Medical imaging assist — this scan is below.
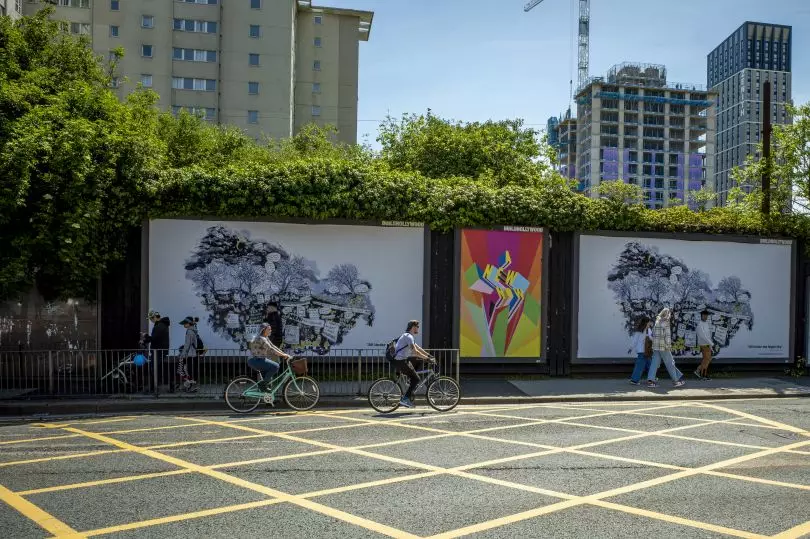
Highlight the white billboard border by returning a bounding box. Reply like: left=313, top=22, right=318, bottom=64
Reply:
left=141, top=216, right=432, bottom=350
left=570, top=230, right=797, bottom=365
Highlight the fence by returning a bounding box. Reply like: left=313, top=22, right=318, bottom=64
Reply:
left=0, top=348, right=459, bottom=400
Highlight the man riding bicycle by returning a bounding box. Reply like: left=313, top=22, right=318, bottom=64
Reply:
left=392, top=320, right=433, bottom=408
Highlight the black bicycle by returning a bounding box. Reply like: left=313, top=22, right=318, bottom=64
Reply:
left=367, top=359, right=460, bottom=413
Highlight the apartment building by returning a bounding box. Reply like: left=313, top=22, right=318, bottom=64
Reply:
left=1, top=0, right=22, bottom=18
left=22, top=0, right=373, bottom=143
left=548, top=112, right=578, bottom=187
left=575, top=63, right=717, bottom=209
left=708, top=22, right=792, bottom=206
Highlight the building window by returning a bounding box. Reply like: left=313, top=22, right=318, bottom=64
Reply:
left=312, top=82, right=321, bottom=93
left=249, top=25, right=260, bottom=38
left=248, top=81, right=259, bottom=94
left=141, top=44, right=153, bottom=58
left=110, top=0, right=119, bottom=10
left=142, top=15, right=154, bottom=28
left=311, top=105, right=321, bottom=116
left=173, top=19, right=217, bottom=33
left=314, top=15, right=322, bottom=24
left=181, top=0, right=218, bottom=4
left=248, top=110, right=259, bottom=124
left=140, top=74, right=153, bottom=88
left=58, top=0, right=90, bottom=6
left=173, top=48, right=217, bottom=62
left=69, top=22, right=90, bottom=35
left=249, top=53, right=259, bottom=66
left=173, top=106, right=216, bottom=121
left=313, top=60, right=321, bottom=71
left=250, top=0, right=261, bottom=8
left=110, top=25, right=119, bottom=37
left=172, top=77, right=216, bottom=92
left=314, top=37, right=322, bottom=47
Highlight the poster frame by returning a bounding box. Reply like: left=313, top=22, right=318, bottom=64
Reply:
left=142, top=216, right=431, bottom=351
left=571, top=230, right=797, bottom=364
left=453, top=226, right=549, bottom=364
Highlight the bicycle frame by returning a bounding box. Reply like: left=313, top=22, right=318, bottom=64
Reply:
left=241, top=363, right=302, bottom=400
left=395, top=362, right=440, bottom=394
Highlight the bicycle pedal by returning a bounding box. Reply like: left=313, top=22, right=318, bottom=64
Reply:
left=263, top=394, right=275, bottom=405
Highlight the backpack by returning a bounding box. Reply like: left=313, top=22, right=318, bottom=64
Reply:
left=385, top=333, right=408, bottom=362
left=195, top=332, right=207, bottom=356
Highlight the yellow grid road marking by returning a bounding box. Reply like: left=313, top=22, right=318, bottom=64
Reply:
left=697, top=403, right=810, bottom=436
left=771, top=520, right=810, bottom=539
left=16, top=470, right=194, bottom=496
left=79, top=499, right=283, bottom=537
left=0, top=434, right=81, bottom=446
left=0, top=483, right=83, bottom=538
left=59, top=426, right=419, bottom=539
left=0, top=449, right=126, bottom=468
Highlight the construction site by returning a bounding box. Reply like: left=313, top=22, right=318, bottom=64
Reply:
left=531, top=0, right=717, bottom=208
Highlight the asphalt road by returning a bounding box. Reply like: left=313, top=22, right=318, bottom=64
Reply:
left=1, top=398, right=809, bottom=538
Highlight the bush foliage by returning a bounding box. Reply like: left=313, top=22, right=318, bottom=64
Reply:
left=1, top=10, right=809, bottom=301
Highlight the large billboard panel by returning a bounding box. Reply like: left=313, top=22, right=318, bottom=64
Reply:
left=576, top=233, right=793, bottom=362
left=458, top=228, right=544, bottom=359
left=148, top=219, right=425, bottom=354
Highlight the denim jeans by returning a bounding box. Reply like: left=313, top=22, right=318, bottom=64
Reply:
left=630, top=353, right=651, bottom=383
left=648, top=350, right=683, bottom=383
left=247, top=357, right=280, bottom=382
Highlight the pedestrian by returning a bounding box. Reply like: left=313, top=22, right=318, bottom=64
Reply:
left=142, top=310, right=170, bottom=391
left=648, top=308, right=685, bottom=388
left=628, top=317, right=653, bottom=385
left=248, top=323, right=292, bottom=392
left=695, top=309, right=713, bottom=380
left=264, top=302, right=284, bottom=348
left=391, top=320, right=433, bottom=408
left=177, top=316, right=200, bottom=392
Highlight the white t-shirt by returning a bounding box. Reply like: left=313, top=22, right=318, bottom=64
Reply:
left=394, top=332, right=415, bottom=360
left=630, top=329, right=651, bottom=354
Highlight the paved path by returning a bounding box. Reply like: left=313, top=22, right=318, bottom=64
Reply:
left=1, top=398, right=810, bottom=538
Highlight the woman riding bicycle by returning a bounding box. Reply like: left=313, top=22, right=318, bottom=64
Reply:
left=248, top=323, right=292, bottom=392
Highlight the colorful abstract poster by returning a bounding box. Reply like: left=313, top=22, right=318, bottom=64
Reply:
left=459, top=229, right=543, bottom=358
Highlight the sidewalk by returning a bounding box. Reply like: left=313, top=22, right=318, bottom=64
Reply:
left=1, top=376, right=808, bottom=417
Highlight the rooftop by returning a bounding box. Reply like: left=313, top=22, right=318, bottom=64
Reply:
left=576, top=62, right=711, bottom=98
left=297, top=1, right=374, bottom=41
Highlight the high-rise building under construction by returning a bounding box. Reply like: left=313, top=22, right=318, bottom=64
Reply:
left=575, top=63, right=717, bottom=209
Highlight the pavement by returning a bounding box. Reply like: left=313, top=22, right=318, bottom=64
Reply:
left=1, top=399, right=810, bottom=538
left=1, top=376, right=809, bottom=417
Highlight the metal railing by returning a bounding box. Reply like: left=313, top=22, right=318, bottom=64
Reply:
left=0, top=348, right=459, bottom=400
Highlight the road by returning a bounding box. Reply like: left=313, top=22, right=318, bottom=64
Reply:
left=1, top=398, right=809, bottom=538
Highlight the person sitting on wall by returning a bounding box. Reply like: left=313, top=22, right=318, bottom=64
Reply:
left=248, top=323, right=292, bottom=392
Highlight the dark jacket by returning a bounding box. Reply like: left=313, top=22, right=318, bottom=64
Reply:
left=145, top=317, right=170, bottom=351
left=264, top=311, right=283, bottom=347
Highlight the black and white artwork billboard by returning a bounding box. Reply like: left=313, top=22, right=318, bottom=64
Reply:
left=147, top=219, right=425, bottom=355
left=575, top=233, right=794, bottom=362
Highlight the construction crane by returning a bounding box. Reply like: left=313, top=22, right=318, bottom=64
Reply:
left=524, top=0, right=590, bottom=92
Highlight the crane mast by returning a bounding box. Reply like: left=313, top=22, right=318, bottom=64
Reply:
left=524, top=0, right=590, bottom=90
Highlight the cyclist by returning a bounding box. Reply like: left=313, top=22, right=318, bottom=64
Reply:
left=248, top=323, right=292, bottom=392
left=392, top=320, right=433, bottom=408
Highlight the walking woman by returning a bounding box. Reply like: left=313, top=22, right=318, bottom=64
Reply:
left=648, top=308, right=686, bottom=388
left=178, top=316, right=200, bottom=392
left=629, top=317, right=653, bottom=385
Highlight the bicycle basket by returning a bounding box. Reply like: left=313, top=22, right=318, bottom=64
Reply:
left=290, top=358, right=308, bottom=375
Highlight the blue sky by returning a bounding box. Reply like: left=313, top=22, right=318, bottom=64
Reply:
left=324, top=0, right=809, bottom=147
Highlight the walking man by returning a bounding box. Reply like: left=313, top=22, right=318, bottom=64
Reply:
left=695, top=309, right=713, bottom=380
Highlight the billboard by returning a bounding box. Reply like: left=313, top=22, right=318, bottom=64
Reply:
left=575, top=233, right=794, bottom=362
left=458, top=228, right=544, bottom=359
left=147, top=219, right=425, bottom=355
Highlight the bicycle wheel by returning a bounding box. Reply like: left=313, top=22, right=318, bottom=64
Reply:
left=225, top=376, right=262, bottom=413
left=368, top=378, right=402, bottom=414
left=426, top=376, right=461, bottom=412
left=283, top=376, right=320, bottom=411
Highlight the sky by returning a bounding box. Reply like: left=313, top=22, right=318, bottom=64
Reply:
left=324, top=0, right=809, bottom=147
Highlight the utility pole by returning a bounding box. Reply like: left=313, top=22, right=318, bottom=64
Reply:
left=761, top=80, right=772, bottom=215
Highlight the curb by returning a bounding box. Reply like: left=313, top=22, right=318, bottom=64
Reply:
left=1, top=391, right=808, bottom=418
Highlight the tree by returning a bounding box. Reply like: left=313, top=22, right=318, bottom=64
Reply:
left=730, top=101, right=810, bottom=213
left=688, top=186, right=717, bottom=212
left=0, top=9, right=161, bottom=300
left=376, top=111, right=559, bottom=188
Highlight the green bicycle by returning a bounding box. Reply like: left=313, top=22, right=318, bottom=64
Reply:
left=224, top=357, right=320, bottom=413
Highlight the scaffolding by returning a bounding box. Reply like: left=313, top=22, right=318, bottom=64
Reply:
left=606, top=62, right=667, bottom=87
